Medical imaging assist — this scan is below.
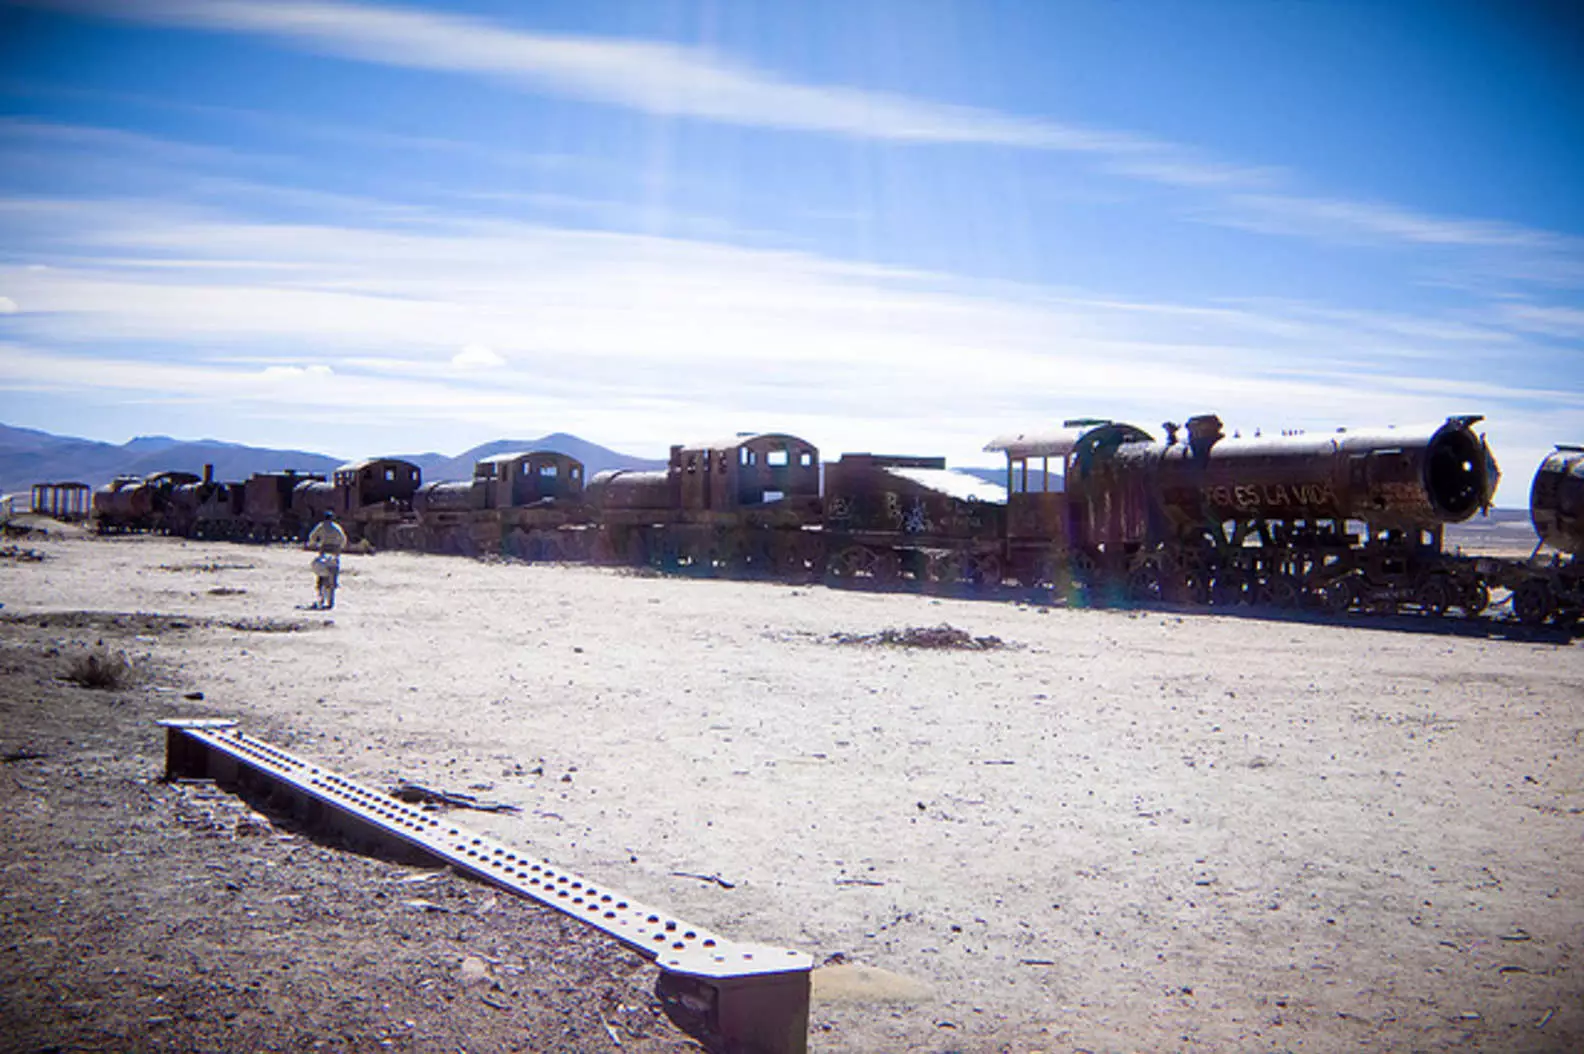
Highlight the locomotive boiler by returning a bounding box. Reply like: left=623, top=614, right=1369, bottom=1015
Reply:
left=1081, top=413, right=1499, bottom=613
left=1485, top=445, right=1584, bottom=624
left=93, top=470, right=201, bottom=533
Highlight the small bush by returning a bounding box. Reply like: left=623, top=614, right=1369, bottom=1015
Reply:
left=65, top=648, right=134, bottom=690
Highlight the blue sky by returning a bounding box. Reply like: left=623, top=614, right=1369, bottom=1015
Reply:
left=0, top=0, right=1580, bottom=501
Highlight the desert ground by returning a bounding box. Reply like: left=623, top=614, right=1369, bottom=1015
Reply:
left=2, top=526, right=1581, bottom=1053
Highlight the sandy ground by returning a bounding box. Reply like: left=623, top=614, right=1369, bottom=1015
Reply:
left=3, top=528, right=1583, bottom=1052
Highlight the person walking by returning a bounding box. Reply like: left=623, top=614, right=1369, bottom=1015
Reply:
left=304, top=509, right=347, bottom=609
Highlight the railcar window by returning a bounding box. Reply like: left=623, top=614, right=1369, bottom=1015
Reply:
left=765, top=490, right=785, bottom=502
left=740, top=448, right=750, bottom=466
left=540, top=465, right=558, bottom=477
left=768, top=449, right=789, bottom=467
left=800, top=451, right=813, bottom=467
left=686, top=456, right=697, bottom=474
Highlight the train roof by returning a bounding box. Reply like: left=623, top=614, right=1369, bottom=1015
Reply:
left=335, top=457, right=421, bottom=473
left=475, top=450, right=583, bottom=466
left=677, top=432, right=816, bottom=454
left=882, top=466, right=1006, bottom=504
left=984, top=420, right=1145, bottom=458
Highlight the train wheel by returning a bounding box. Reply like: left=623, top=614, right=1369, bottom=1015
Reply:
left=1460, top=580, right=1490, bottom=618
left=1066, top=552, right=1100, bottom=607
left=1513, top=580, right=1554, bottom=625
left=827, top=546, right=874, bottom=583
left=1415, top=574, right=1453, bottom=617
left=1261, top=574, right=1301, bottom=609
left=1211, top=571, right=1250, bottom=607
left=1320, top=577, right=1357, bottom=615
left=928, top=551, right=968, bottom=588
left=968, top=553, right=1002, bottom=592
left=1127, top=564, right=1163, bottom=604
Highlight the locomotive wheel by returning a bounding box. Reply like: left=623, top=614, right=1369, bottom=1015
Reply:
left=1127, top=564, right=1164, bottom=604
left=1512, top=580, right=1554, bottom=625
left=1320, top=577, right=1357, bottom=615
left=1460, top=580, right=1491, bottom=618
left=1066, top=552, right=1101, bottom=607
left=1261, top=574, right=1301, bottom=609
left=1415, top=575, right=1453, bottom=617
left=968, top=553, right=1002, bottom=591
left=1210, top=571, right=1250, bottom=607
left=928, top=551, right=968, bottom=587
left=827, top=546, right=875, bottom=583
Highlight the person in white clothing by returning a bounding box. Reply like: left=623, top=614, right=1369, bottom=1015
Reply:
left=303, top=510, right=347, bottom=609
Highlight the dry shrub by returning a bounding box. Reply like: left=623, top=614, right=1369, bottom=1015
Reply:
left=830, top=624, right=1005, bottom=650
left=64, top=648, right=134, bottom=689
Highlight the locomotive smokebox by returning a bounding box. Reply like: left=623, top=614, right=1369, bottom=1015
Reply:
left=1530, top=445, right=1584, bottom=556
left=1425, top=415, right=1497, bottom=521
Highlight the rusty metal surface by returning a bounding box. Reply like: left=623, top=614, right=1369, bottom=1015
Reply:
left=983, top=418, right=1128, bottom=459
left=1532, top=445, right=1584, bottom=557
left=159, top=719, right=812, bottom=1053
left=1080, top=415, right=1497, bottom=546
left=473, top=451, right=586, bottom=508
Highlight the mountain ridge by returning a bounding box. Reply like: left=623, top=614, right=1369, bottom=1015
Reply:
left=0, top=423, right=666, bottom=496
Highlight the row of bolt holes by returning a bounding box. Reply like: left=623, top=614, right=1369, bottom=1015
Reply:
left=311, top=775, right=444, bottom=833
left=221, top=736, right=753, bottom=960
left=225, top=736, right=306, bottom=773
left=458, top=842, right=713, bottom=953
left=297, top=768, right=706, bottom=953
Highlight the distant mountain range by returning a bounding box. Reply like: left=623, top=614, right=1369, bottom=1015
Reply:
left=0, top=423, right=665, bottom=496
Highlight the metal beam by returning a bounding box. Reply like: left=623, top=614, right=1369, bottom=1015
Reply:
left=160, top=718, right=812, bottom=1054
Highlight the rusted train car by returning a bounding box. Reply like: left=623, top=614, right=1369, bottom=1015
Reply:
left=408, top=451, right=589, bottom=558
left=587, top=433, right=821, bottom=574
left=819, top=453, right=1006, bottom=587
left=292, top=458, right=421, bottom=548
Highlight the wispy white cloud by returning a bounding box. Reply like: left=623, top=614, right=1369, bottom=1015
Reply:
left=0, top=193, right=1577, bottom=495
left=33, top=0, right=1259, bottom=185
left=1223, top=193, right=1576, bottom=251
left=451, top=343, right=504, bottom=369
left=27, top=0, right=1582, bottom=288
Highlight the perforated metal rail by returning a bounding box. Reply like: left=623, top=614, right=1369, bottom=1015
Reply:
left=160, top=719, right=812, bottom=1054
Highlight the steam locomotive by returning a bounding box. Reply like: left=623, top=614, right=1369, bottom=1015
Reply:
left=88, top=414, right=1582, bottom=626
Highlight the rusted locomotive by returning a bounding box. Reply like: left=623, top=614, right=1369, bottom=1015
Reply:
left=407, top=450, right=589, bottom=558
left=93, top=470, right=201, bottom=533
left=1480, top=445, right=1584, bottom=624
left=993, top=413, right=1500, bottom=615
left=586, top=433, right=822, bottom=574
left=292, top=458, right=421, bottom=549
left=91, top=412, right=1578, bottom=627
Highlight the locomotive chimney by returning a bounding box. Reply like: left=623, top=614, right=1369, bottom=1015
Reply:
left=1185, top=414, right=1224, bottom=455
left=203, top=463, right=213, bottom=485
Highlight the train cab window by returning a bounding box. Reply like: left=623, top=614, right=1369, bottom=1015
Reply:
left=800, top=451, right=814, bottom=467
left=571, top=466, right=581, bottom=480
left=768, top=449, right=789, bottom=467
left=385, top=469, right=396, bottom=482
left=740, top=448, right=750, bottom=466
